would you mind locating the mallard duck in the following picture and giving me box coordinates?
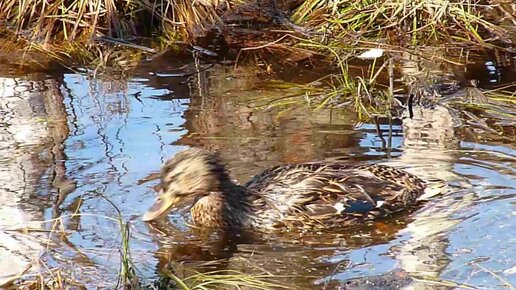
[142,148,445,230]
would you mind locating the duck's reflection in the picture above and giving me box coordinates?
[146,204,417,288]
[146,219,248,265]
[384,104,475,289]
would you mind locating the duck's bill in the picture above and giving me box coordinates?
[142,194,180,222]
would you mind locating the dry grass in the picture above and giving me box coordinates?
[0,0,228,42]
[0,0,512,71]
[1,259,88,290]
[293,0,509,47]
[0,0,233,68]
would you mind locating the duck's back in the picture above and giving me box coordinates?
[244,162,429,229]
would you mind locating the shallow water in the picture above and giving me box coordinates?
[0,56,515,289]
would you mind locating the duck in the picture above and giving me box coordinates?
[142,148,445,230]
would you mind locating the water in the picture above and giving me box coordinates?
[0,56,514,289]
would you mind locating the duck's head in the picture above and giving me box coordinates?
[142,148,230,222]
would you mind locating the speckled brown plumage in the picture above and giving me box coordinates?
[143,148,446,230]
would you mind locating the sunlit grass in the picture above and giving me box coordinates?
[292,0,507,47]
[0,0,227,42]
[0,0,232,68]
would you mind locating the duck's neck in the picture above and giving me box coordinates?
[191,181,254,228]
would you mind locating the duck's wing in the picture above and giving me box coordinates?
[353,164,427,190]
[299,173,420,219]
[244,163,327,191]
[246,164,422,225]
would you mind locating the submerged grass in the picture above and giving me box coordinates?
[249,40,398,121]
[100,194,139,288]
[165,269,292,290]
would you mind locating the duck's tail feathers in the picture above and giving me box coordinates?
[418,178,447,201]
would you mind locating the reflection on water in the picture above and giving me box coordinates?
[0,59,514,288]
[0,76,73,284]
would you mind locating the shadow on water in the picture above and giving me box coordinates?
[0,54,514,288]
